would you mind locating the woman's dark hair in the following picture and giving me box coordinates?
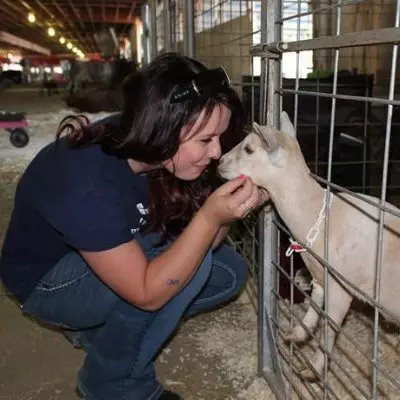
[56,52,245,240]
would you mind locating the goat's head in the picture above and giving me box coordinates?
[218,112,309,190]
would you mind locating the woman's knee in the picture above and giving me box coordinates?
[213,244,248,289]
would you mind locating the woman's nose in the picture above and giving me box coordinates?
[209,140,222,160]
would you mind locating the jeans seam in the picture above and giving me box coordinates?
[35,270,91,292]
[191,260,237,305]
[120,311,157,394]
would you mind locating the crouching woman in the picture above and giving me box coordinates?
[0,53,267,400]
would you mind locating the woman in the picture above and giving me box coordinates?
[0,53,267,400]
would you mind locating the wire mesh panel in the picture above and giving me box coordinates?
[253,0,400,398]
[165,0,265,307]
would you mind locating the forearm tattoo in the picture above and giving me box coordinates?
[167,279,180,285]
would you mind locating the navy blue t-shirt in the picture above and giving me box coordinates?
[0,114,149,303]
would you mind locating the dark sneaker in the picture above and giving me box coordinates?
[159,390,183,400]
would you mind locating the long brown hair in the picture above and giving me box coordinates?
[56,53,245,241]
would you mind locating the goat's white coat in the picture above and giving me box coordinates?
[218,113,400,379]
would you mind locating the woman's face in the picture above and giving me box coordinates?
[163,104,232,181]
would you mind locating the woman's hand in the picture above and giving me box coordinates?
[200,175,262,225]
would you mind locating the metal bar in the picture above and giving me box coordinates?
[251,27,400,55]
[149,0,157,59]
[371,1,400,395]
[258,0,287,398]
[259,0,272,381]
[280,0,364,22]
[140,3,150,64]
[183,0,196,58]
[163,0,173,52]
[321,2,342,395]
[286,4,303,396]
[310,173,400,218]
[279,88,400,106]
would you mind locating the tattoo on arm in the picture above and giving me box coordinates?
[167,279,180,285]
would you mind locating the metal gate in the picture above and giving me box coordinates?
[254,0,400,399]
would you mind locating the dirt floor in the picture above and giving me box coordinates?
[0,88,276,400]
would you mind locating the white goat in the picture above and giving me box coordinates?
[218,113,400,379]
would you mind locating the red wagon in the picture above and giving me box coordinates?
[0,110,30,148]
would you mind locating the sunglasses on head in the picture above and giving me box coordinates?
[170,66,231,103]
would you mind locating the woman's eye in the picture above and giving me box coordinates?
[201,138,212,144]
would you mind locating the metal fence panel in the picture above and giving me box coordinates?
[252,0,400,398]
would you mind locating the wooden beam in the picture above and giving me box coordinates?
[0,31,51,55]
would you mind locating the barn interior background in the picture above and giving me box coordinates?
[1,0,400,399]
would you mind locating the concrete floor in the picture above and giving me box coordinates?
[0,88,275,400]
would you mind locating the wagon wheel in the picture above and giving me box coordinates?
[10,128,30,148]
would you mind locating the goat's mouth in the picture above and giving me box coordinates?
[216,166,228,177]
[217,167,240,181]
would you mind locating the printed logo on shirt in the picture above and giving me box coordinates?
[131,202,149,234]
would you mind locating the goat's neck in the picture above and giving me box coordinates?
[269,173,327,243]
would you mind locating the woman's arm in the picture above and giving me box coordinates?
[82,209,220,311]
[81,177,260,311]
[211,224,230,250]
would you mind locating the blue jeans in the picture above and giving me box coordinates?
[22,233,247,400]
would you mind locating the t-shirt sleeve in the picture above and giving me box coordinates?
[36,187,135,251]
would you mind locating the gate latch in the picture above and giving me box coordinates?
[250,42,288,59]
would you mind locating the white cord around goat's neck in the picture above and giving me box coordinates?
[285,189,333,257]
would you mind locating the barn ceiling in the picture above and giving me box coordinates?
[0,0,147,56]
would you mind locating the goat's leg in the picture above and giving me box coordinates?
[282,281,324,343]
[300,280,353,380]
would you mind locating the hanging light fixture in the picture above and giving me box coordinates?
[47,27,56,37]
[27,12,36,23]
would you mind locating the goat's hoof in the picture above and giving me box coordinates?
[299,366,320,381]
[281,328,304,343]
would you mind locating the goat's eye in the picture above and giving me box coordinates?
[244,144,254,154]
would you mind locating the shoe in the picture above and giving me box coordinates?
[159,390,182,400]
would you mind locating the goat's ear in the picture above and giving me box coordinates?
[280,111,296,137]
[252,122,279,152]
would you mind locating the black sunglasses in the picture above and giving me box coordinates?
[170,66,231,103]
